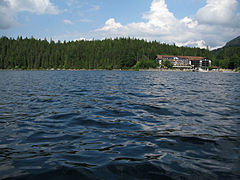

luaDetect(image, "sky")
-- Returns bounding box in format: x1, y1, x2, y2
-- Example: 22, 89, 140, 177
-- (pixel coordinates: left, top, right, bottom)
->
0, 0, 240, 49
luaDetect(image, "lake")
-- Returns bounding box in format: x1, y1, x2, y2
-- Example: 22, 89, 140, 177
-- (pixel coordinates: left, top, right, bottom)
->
0, 70, 239, 180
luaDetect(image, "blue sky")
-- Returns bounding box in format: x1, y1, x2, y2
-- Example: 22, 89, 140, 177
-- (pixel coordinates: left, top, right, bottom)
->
0, 0, 240, 49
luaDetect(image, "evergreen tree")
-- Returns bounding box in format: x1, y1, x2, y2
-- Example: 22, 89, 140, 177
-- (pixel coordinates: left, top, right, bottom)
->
0, 36, 224, 70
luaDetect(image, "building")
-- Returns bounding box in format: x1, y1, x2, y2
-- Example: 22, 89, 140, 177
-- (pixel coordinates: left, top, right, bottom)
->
156, 55, 211, 69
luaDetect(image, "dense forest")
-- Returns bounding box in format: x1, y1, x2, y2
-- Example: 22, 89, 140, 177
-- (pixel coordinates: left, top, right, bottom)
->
0, 36, 239, 70
212, 36, 240, 69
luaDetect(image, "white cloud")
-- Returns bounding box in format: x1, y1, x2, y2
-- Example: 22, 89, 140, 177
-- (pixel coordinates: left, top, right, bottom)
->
196, 0, 239, 26
0, 0, 15, 29
8, 0, 59, 14
142, 0, 177, 30
180, 17, 198, 29
99, 18, 123, 31
95, 0, 179, 39
176, 40, 207, 49
93, 0, 240, 49
63, 19, 73, 25
0, 0, 59, 29
95, 0, 202, 46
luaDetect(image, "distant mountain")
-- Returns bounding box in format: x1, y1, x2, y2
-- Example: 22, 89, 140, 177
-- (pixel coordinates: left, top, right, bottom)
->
212, 35, 240, 53
211, 36, 240, 69
224, 36, 240, 48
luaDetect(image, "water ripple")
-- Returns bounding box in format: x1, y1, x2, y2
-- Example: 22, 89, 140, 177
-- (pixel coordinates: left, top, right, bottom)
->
0, 70, 239, 180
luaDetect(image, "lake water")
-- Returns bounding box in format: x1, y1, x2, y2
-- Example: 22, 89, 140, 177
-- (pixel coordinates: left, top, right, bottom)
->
0, 70, 239, 180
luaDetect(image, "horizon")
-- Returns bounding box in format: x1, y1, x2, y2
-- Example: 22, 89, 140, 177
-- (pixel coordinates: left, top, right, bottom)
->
0, 35, 218, 51
0, 0, 240, 50
1, 35, 233, 51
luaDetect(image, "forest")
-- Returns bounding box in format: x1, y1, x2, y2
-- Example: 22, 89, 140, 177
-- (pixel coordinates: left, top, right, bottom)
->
0, 36, 239, 70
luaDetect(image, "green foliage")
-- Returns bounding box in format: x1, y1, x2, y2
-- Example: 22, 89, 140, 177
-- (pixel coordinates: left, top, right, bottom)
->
0, 36, 212, 70
162, 60, 173, 68
213, 48, 240, 69
208, 66, 213, 70
106, 65, 113, 70
121, 53, 137, 68
229, 54, 240, 69
212, 36, 240, 69
218, 59, 229, 69
134, 57, 158, 69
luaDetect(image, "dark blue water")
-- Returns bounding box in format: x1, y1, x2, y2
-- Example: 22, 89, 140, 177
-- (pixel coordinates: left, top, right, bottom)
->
0, 70, 239, 180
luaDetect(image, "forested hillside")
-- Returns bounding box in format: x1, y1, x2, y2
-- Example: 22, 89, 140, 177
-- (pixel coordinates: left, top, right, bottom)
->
0, 36, 212, 70
225, 36, 240, 48
212, 36, 240, 69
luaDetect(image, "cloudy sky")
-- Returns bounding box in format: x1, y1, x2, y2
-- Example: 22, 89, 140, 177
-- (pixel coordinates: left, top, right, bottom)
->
0, 0, 240, 49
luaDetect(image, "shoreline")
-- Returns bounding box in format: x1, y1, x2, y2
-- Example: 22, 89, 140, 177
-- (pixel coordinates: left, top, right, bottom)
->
0, 68, 239, 73
139, 68, 240, 73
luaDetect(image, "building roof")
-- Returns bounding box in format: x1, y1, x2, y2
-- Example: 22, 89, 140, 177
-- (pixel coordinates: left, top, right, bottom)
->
156, 55, 174, 59
183, 56, 206, 61
156, 55, 208, 61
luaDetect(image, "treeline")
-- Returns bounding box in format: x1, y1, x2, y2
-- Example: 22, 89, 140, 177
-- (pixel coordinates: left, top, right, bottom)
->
0, 36, 215, 70
212, 47, 240, 69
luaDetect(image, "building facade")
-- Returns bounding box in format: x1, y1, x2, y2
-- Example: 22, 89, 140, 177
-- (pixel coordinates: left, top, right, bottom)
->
156, 55, 211, 69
